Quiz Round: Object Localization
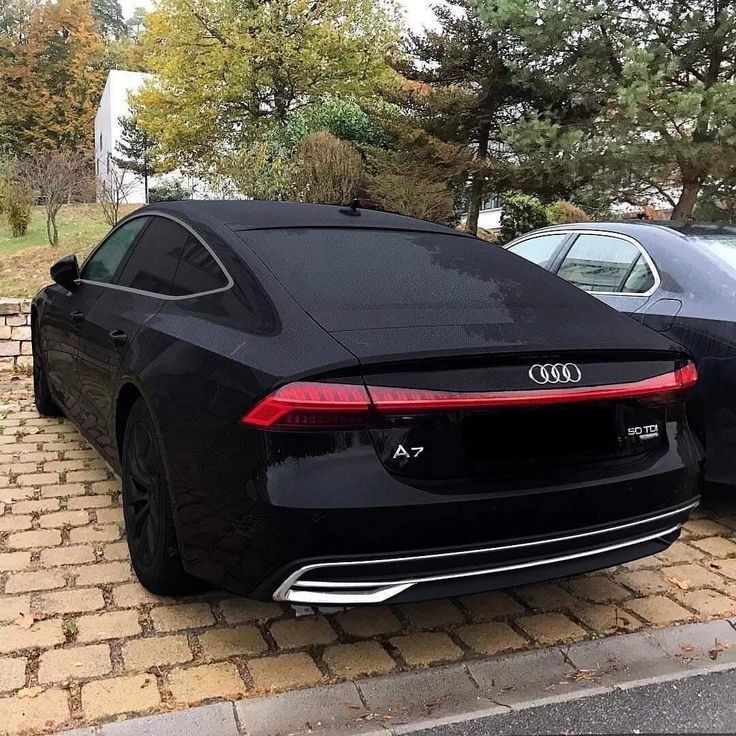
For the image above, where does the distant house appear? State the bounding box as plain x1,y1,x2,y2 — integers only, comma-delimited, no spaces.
94,70,211,204
476,195,502,231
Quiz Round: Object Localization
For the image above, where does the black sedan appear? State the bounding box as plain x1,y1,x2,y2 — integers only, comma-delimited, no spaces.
32,202,702,604
506,222,735,486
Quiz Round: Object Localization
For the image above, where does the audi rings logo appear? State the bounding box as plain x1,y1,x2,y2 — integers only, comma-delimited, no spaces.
528,363,582,385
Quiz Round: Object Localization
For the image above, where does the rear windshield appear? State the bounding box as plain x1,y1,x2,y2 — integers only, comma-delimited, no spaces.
240,228,593,330
690,234,736,270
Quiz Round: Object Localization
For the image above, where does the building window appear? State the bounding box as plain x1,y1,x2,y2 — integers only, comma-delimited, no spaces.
481,195,501,211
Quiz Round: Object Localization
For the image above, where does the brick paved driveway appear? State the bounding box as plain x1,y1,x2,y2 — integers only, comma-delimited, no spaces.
1,371,736,734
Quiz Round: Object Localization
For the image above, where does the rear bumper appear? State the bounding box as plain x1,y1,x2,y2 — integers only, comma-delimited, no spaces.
264,500,697,604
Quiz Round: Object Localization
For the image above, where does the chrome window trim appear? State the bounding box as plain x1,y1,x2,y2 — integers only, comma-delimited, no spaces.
506,228,661,297
273,500,698,602
79,211,234,300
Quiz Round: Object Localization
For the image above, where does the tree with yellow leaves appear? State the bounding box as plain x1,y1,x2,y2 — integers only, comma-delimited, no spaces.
1,0,107,153
133,0,400,175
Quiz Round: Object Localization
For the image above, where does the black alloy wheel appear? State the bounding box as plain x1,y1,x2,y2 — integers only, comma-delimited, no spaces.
122,398,194,595
32,324,61,416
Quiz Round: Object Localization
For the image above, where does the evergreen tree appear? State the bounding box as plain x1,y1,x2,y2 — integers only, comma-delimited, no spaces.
113,116,157,203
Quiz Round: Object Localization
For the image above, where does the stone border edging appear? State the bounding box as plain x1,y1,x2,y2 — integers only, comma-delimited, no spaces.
56,616,736,736
0,298,32,369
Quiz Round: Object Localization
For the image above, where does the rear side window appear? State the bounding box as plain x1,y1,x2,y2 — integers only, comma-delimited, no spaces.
172,236,229,294
557,234,652,293
116,216,189,295
507,233,566,268
82,217,150,283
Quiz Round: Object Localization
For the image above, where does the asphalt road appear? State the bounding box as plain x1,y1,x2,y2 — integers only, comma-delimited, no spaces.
412,669,736,734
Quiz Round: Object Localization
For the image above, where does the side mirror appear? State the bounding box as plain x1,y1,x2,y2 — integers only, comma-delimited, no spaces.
50,254,80,291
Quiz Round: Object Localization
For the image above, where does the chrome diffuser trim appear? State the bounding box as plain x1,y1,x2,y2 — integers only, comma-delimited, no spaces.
273,502,698,605
278,524,681,604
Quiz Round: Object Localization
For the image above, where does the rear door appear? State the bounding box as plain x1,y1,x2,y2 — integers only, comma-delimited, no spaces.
76,215,189,450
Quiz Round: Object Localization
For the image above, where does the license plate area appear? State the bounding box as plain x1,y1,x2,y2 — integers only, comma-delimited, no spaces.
371,403,666,480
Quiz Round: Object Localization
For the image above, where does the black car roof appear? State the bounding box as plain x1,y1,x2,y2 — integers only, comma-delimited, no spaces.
134,200,469,236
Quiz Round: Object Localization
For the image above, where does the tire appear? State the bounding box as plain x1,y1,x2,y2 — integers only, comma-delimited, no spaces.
122,398,196,595
32,324,61,417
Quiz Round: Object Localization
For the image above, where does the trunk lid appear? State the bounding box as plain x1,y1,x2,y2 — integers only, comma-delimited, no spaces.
359,350,689,483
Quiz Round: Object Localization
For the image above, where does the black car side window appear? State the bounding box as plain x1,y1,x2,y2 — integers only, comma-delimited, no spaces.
81,217,150,283
116,216,190,295
172,236,229,295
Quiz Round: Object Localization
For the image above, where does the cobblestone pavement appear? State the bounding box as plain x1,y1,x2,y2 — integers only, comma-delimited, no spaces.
1,372,736,735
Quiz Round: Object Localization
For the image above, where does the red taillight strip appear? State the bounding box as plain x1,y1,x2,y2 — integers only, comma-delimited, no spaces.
367,362,698,411
242,382,371,428
242,362,698,428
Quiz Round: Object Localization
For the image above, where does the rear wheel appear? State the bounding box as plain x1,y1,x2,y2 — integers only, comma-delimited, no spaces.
122,398,195,595
32,323,61,417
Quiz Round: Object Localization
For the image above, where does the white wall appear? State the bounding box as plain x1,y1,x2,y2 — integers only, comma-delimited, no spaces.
94,70,214,204
477,207,502,231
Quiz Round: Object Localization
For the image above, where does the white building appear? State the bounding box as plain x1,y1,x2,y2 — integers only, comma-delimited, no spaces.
94,70,211,204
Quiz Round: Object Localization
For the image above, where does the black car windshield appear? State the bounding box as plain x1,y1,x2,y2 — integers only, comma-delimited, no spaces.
240,227,592,331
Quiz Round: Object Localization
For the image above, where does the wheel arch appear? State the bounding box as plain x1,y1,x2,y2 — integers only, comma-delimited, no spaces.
114,381,144,465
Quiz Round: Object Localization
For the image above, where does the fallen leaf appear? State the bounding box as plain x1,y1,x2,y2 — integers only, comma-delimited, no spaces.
679,644,696,653
567,669,599,681
709,639,733,660
666,576,690,590
15,612,41,630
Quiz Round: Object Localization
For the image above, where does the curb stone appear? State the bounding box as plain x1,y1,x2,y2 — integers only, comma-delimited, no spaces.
57,616,736,736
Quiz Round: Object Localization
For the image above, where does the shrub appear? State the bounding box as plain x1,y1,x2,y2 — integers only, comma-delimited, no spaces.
292,131,364,205
148,177,191,202
6,189,32,236
548,200,589,224
499,191,552,243
0,161,33,237
277,98,387,152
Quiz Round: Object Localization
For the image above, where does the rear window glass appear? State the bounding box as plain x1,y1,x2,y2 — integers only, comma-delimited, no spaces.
173,236,229,294
691,234,736,270
240,228,584,330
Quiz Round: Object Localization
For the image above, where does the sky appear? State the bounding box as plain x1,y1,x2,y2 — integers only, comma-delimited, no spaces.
119,0,443,33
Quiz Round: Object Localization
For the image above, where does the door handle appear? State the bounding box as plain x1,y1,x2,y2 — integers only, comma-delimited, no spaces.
108,329,128,347
70,311,85,325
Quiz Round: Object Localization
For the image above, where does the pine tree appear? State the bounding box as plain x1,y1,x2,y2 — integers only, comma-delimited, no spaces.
112,116,157,203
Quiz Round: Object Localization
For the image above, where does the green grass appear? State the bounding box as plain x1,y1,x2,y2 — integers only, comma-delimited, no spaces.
0,204,113,256
0,203,140,297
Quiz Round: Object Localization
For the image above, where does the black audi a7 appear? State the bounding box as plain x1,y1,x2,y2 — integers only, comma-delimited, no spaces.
506,221,736,486
31,201,702,604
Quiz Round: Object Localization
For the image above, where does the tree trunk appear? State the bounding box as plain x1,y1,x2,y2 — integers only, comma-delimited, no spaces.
466,126,491,236
144,171,148,203
671,179,701,219
465,175,485,235
47,213,58,246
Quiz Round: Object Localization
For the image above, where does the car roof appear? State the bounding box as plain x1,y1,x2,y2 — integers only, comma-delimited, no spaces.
133,200,470,237
523,220,736,241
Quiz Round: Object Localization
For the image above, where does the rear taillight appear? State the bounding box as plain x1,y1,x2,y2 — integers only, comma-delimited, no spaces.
241,382,371,428
242,362,698,429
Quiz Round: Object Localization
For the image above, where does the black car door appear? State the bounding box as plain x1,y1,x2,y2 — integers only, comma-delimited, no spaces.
42,284,103,415
44,217,151,418
76,215,191,453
